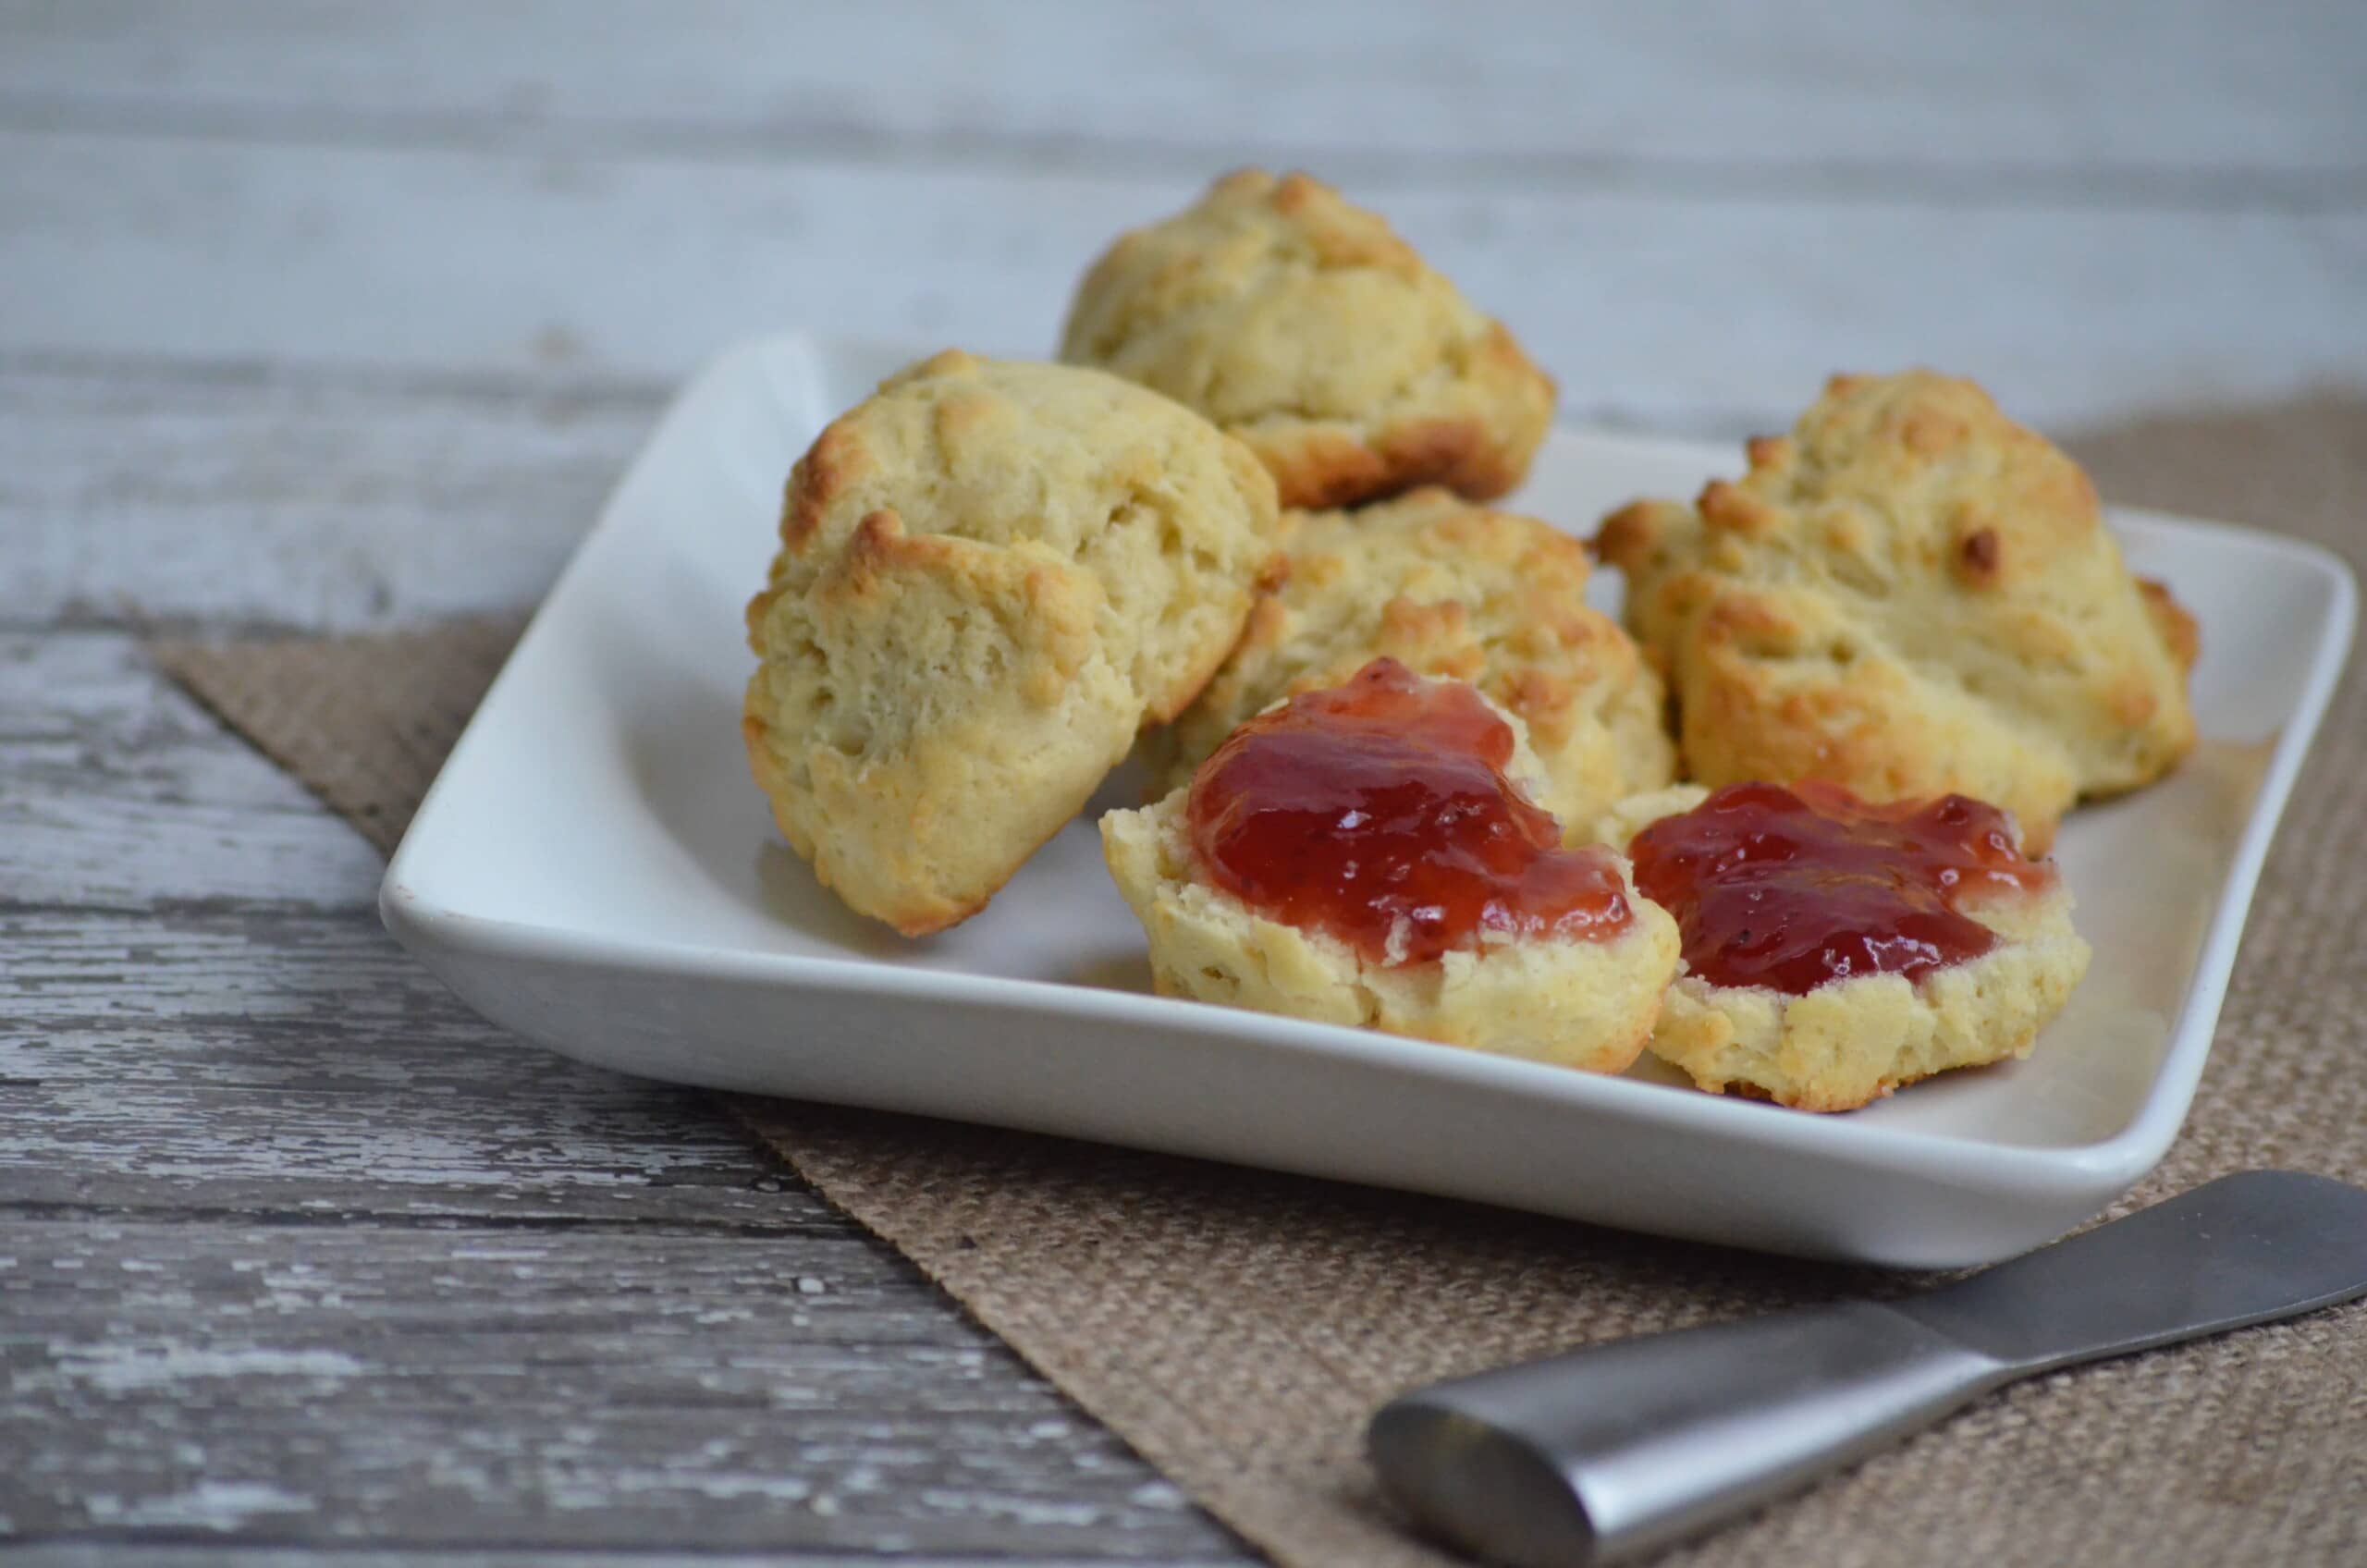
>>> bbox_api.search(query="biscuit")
[1579,784,1711,850]
[744,350,1282,936]
[1101,681,1680,1073]
[1147,488,1676,833]
[1607,788,2091,1111]
[1060,170,1555,510]
[1597,371,2198,852]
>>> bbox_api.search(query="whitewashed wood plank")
[6,1171,842,1236]
[5,131,2361,435]
[0,1219,1233,1558]
[0,357,656,631]
[0,1063,805,1211]
[0,773,1225,1556]
[2,0,2360,183]
[0,895,856,1219]
[2,1208,1009,1354]
[0,631,386,908]
[0,835,1231,1561]
[0,634,852,1225]
[5,907,612,1092]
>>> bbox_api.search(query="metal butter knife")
[1369,1170,2367,1567]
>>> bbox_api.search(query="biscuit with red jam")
[1149,488,1674,836]
[1102,661,1678,1072]
[1613,781,2091,1111]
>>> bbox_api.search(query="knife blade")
[1367,1170,2367,1568]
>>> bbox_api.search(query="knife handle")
[1368,1300,2004,1568]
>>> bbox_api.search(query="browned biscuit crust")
[1061,170,1555,509]
[1151,488,1675,834]
[1598,371,2198,851]
[744,350,1282,935]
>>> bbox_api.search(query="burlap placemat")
[155,397,2367,1567]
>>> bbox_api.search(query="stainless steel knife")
[1368,1170,2367,1567]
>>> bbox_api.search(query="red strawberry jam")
[1185,658,1633,965]
[1626,780,2054,996]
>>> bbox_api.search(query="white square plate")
[383,335,2354,1267]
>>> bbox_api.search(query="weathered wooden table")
[5,6,2362,1562]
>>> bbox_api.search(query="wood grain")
[0,631,387,907]
[0,634,1228,1554]
[5,0,2361,185]
[1,356,656,632]
[0,687,1239,1559]
[0,1218,1230,1557]
[4,131,2363,434]
[1,904,815,1214]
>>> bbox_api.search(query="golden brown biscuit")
[1102,690,1679,1073]
[744,350,1281,936]
[1608,786,2091,1111]
[1598,371,2198,852]
[1060,170,1555,509]
[1147,487,1675,832]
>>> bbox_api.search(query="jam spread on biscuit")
[1185,658,1632,965]
[1627,781,2052,996]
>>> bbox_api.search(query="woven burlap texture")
[155,397,2367,1568]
